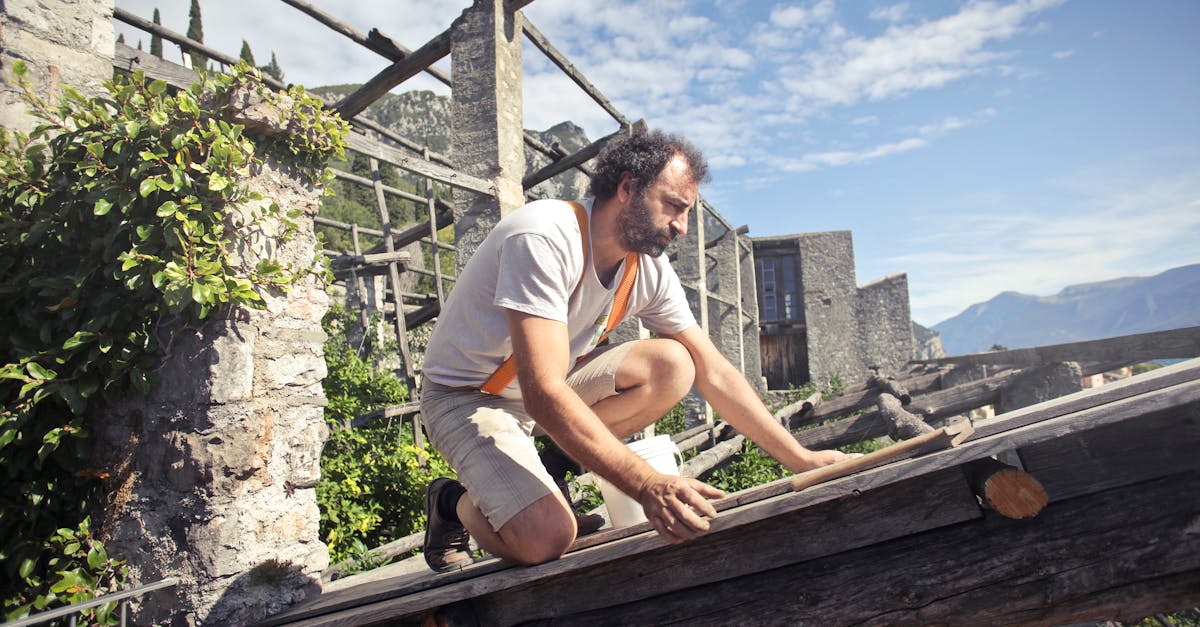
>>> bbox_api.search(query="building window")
[760,257,776,321]
[781,257,796,320]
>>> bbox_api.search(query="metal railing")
[3,578,178,627]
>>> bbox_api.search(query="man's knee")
[498,494,576,566]
[644,338,695,392]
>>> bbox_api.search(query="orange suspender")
[479,201,639,395]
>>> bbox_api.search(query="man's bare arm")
[506,310,722,542]
[667,325,856,472]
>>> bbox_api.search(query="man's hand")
[636,473,726,544]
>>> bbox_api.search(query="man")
[419,129,854,571]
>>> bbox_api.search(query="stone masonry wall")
[795,231,864,387]
[95,156,331,626]
[857,272,915,374]
[0,0,114,133]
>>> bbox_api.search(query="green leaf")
[26,362,54,380]
[63,331,98,350]
[87,545,107,569]
[149,110,169,126]
[156,200,178,217]
[138,178,157,197]
[93,198,113,216]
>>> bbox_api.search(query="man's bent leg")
[456,490,576,566]
[571,338,696,437]
[421,381,574,567]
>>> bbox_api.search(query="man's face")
[617,154,698,256]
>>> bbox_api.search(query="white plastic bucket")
[597,435,683,528]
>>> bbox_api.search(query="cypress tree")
[239,40,256,66]
[186,0,205,70]
[116,33,125,45]
[261,51,285,82]
[150,8,163,58]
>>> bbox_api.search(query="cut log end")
[979,467,1049,519]
[965,457,1049,519]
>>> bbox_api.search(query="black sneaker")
[423,478,473,572]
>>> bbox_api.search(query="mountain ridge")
[931,264,1200,355]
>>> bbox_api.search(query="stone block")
[999,361,1083,413]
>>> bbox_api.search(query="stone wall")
[794,231,863,387]
[857,272,915,374]
[0,0,113,133]
[94,155,332,625]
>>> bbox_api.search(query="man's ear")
[617,172,635,203]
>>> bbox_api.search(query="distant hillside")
[932,264,1200,355]
[310,86,591,200]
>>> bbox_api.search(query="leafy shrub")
[0,61,345,618]
[317,305,453,565]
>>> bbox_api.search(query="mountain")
[931,264,1200,355]
[309,86,590,200]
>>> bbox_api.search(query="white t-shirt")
[422,198,697,398]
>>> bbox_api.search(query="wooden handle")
[791,421,974,492]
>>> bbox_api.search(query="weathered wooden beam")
[878,392,930,440]
[268,369,1200,626]
[279,0,452,87]
[790,420,973,492]
[335,28,452,119]
[922,325,1200,369]
[348,116,453,167]
[773,392,820,428]
[521,18,630,127]
[906,367,1020,418]
[113,43,193,89]
[680,435,745,479]
[344,132,494,196]
[870,372,911,404]
[330,168,428,205]
[546,470,1200,626]
[345,402,420,431]
[521,122,645,190]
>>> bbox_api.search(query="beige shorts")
[420,342,634,532]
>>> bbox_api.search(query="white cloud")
[770,1,836,29]
[892,167,1200,324]
[869,3,910,23]
[852,115,879,126]
[774,0,1063,112]
[1052,49,1076,59]
[781,136,927,172]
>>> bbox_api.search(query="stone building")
[752,230,913,389]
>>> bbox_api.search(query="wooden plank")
[113,43,194,89]
[1018,401,1200,502]
[335,28,452,119]
[545,470,1200,626]
[344,132,494,196]
[276,469,981,626]
[790,421,972,491]
[922,325,1200,369]
[968,357,1200,441]
[471,469,980,626]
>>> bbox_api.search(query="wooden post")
[369,158,416,390]
[695,200,714,428]
[424,146,445,304]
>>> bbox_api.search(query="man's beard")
[617,190,675,257]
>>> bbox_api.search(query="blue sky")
[115,1,1200,326]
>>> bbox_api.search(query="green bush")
[317,305,453,566]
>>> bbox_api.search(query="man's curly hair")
[588,129,710,201]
